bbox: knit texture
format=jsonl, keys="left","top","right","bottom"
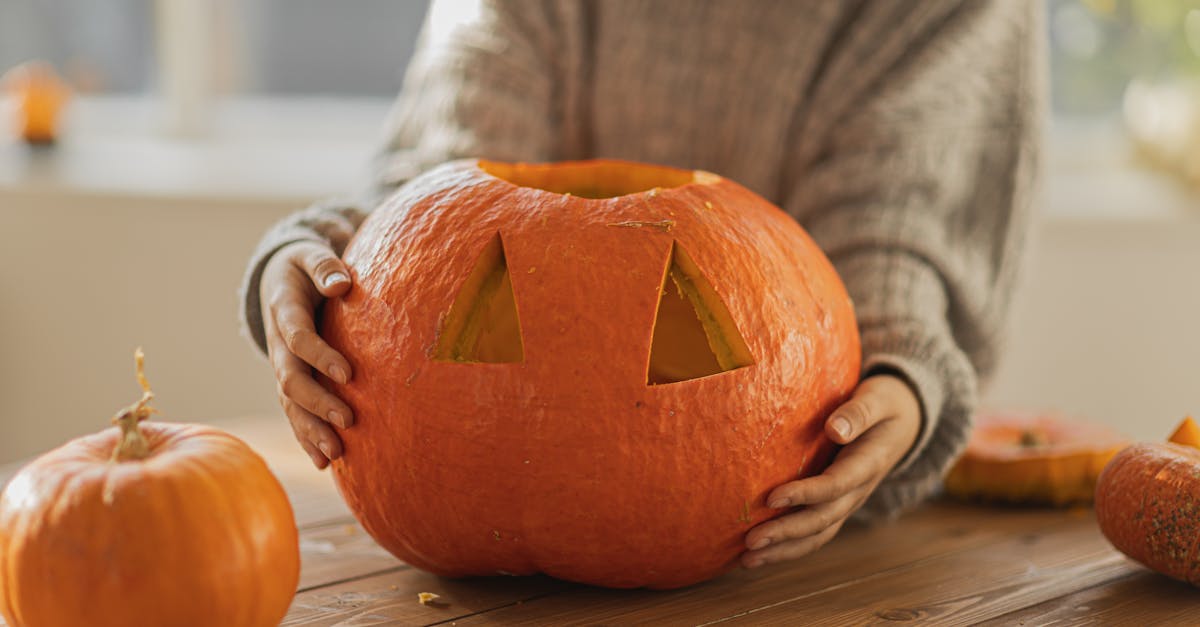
{"left": 240, "top": 0, "right": 1044, "bottom": 518}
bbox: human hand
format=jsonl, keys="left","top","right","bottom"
{"left": 260, "top": 241, "right": 355, "bottom": 469}
{"left": 742, "top": 374, "right": 921, "bottom": 568}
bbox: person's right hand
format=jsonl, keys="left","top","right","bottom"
{"left": 260, "top": 241, "right": 355, "bottom": 469}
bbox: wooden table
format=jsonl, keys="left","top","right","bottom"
{"left": 2, "top": 415, "right": 1197, "bottom": 626}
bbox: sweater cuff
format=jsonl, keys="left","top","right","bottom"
{"left": 829, "top": 250, "right": 979, "bottom": 518}
{"left": 238, "top": 233, "right": 327, "bottom": 356}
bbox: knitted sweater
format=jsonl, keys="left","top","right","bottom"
{"left": 240, "top": 0, "right": 1044, "bottom": 517}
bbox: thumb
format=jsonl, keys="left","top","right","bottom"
{"left": 825, "top": 377, "right": 897, "bottom": 445}
{"left": 296, "top": 243, "right": 352, "bottom": 298}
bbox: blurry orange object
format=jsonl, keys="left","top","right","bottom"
{"left": 1168, "top": 416, "right": 1200, "bottom": 449}
{"left": 944, "top": 411, "right": 1129, "bottom": 506}
{"left": 2, "top": 61, "right": 71, "bottom": 144}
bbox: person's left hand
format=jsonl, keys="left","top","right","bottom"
{"left": 741, "top": 373, "right": 922, "bottom": 568}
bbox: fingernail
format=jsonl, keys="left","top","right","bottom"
{"left": 744, "top": 557, "right": 764, "bottom": 569}
{"left": 309, "top": 451, "right": 326, "bottom": 468}
{"left": 323, "top": 272, "right": 349, "bottom": 288}
{"left": 750, "top": 537, "right": 771, "bottom": 550}
{"left": 330, "top": 364, "right": 349, "bottom": 384}
{"left": 832, "top": 416, "right": 851, "bottom": 439}
{"left": 769, "top": 498, "right": 790, "bottom": 509}
{"left": 318, "top": 441, "right": 333, "bottom": 459}
{"left": 328, "top": 410, "right": 346, "bottom": 428}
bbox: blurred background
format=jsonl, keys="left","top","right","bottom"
{"left": 0, "top": 0, "right": 1198, "bottom": 463}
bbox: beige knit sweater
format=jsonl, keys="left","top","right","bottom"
{"left": 241, "top": 0, "right": 1044, "bottom": 517}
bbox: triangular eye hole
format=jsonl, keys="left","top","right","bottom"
{"left": 434, "top": 233, "right": 524, "bottom": 363}
{"left": 647, "top": 241, "right": 754, "bottom": 384}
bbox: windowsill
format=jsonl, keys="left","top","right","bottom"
{"left": 1, "top": 96, "right": 1198, "bottom": 222}
{"left": 0, "top": 95, "right": 392, "bottom": 205}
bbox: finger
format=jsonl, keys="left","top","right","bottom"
{"left": 746, "top": 488, "right": 867, "bottom": 550}
{"left": 271, "top": 293, "right": 352, "bottom": 384}
{"left": 742, "top": 520, "right": 843, "bottom": 569}
{"left": 292, "top": 241, "right": 352, "bottom": 298}
{"left": 283, "top": 398, "right": 344, "bottom": 466}
{"left": 273, "top": 351, "right": 354, "bottom": 429}
{"left": 766, "top": 438, "right": 892, "bottom": 507}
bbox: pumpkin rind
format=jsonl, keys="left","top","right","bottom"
{"left": 321, "top": 159, "right": 861, "bottom": 589}
{"left": 1094, "top": 442, "right": 1200, "bottom": 586}
{"left": 944, "top": 412, "right": 1128, "bottom": 505}
{"left": 0, "top": 423, "right": 300, "bottom": 627}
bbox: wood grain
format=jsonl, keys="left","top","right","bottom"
{"left": 446, "top": 504, "right": 1083, "bottom": 626}
{"left": 978, "top": 570, "right": 1200, "bottom": 626}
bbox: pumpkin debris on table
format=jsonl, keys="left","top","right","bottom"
{"left": 943, "top": 411, "right": 1129, "bottom": 506}
{"left": 0, "top": 350, "right": 300, "bottom": 627}
{"left": 321, "top": 159, "right": 861, "bottom": 589}
{"left": 1095, "top": 416, "right": 1200, "bottom": 587}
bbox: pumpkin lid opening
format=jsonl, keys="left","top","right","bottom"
{"left": 647, "top": 241, "right": 754, "bottom": 384}
{"left": 479, "top": 159, "right": 716, "bottom": 199}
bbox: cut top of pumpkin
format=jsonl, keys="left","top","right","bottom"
{"left": 960, "top": 412, "right": 1128, "bottom": 460}
{"left": 479, "top": 159, "right": 718, "bottom": 199}
{"left": 1168, "top": 416, "right": 1200, "bottom": 449}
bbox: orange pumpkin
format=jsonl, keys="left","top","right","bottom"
{"left": 0, "top": 351, "right": 300, "bottom": 627}
{"left": 944, "top": 412, "right": 1128, "bottom": 505}
{"left": 321, "top": 159, "right": 861, "bottom": 589}
{"left": 1, "top": 61, "right": 70, "bottom": 144}
{"left": 1095, "top": 418, "right": 1200, "bottom": 586}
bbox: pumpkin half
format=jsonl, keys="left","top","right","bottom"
{"left": 1095, "top": 418, "right": 1200, "bottom": 586}
{"left": 944, "top": 412, "right": 1128, "bottom": 505}
{"left": 320, "top": 159, "right": 861, "bottom": 589}
{"left": 0, "top": 351, "right": 300, "bottom": 627}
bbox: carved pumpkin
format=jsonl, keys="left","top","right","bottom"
{"left": 321, "top": 159, "right": 861, "bottom": 589}
{"left": 1095, "top": 418, "right": 1200, "bottom": 586}
{"left": 944, "top": 412, "right": 1128, "bottom": 505}
{"left": 0, "top": 352, "right": 300, "bottom": 627}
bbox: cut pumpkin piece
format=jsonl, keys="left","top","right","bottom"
{"left": 1168, "top": 416, "right": 1200, "bottom": 449}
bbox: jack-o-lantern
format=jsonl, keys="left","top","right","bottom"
{"left": 321, "top": 159, "right": 860, "bottom": 589}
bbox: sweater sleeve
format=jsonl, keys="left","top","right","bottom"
{"left": 782, "top": 1, "right": 1045, "bottom": 517}
{"left": 239, "top": 0, "right": 561, "bottom": 354}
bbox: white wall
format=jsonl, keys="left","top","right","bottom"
{"left": 984, "top": 214, "right": 1200, "bottom": 442}
{"left": 0, "top": 189, "right": 291, "bottom": 462}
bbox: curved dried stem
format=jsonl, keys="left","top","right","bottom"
{"left": 110, "top": 348, "right": 159, "bottom": 462}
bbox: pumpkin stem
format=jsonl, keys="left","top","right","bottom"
{"left": 110, "top": 348, "right": 158, "bottom": 462}
{"left": 1018, "top": 430, "right": 1046, "bottom": 448}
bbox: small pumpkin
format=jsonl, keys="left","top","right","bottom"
{"left": 321, "top": 159, "right": 861, "bottom": 589}
{"left": 1095, "top": 417, "right": 1200, "bottom": 586}
{"left": 1, "top": 61, "right": 70, "bottom": 144}
{"left": 0, "top": 351, "right": 300, "bottom": 627}
{"left": 944, "top": 412, "right": 1128, "bottom": 505}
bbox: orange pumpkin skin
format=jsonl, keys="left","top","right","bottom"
{"left": 321, "top": 159, "right": 861, "bottom": 589}
{"left": 944, "top": 412, "right": 1128, "bottom": 505}
{"left": 1095, "top": 443, "right": 1200, "bottom": 586}
{"left": 0, "top": 423, "right": 300, "bottom": 627}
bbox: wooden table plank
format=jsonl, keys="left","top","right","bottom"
{"left": 978, "top": 569, "right": 1200, "bottom": 626}
{"left": 705, "top": 515, "right": 1133, "bottom": 625}
{"left": 413, "top": 504, "right": 1083, "bottom": 626}
{"left": 298, "top": 519, "right": 404, "bottom": 591}
{"left": 282, "top": 570, "right": 573, "bottom": 626}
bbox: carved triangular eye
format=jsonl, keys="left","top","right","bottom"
{"left": 434, "top": 233, "right": 524, "bottom": 363}
{"left": 647, "top": 242, "right": 754, "bottom": 384}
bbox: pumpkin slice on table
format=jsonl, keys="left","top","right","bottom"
{"left": 0, "top": 350, "right": 300, "bottom": 627}
{"left": 944, "top": 412, "right": 1129, "bottom": 506}
{"left": 1095, "top": 416, "right": 1200, "bottom": 587}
